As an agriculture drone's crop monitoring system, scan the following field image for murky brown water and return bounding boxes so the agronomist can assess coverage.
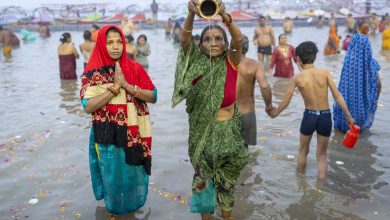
[0,26,389,220]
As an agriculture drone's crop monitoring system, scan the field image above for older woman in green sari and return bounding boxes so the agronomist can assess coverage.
[172,1,249,219]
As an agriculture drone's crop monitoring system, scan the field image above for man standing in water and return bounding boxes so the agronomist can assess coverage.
[345,14,356,33]
[269,42,355,179]
[316,16,324,28]
[38,22,51,38]
[151,0,159,21]
[253,16,275,69]
[0,26,12,60]
[283,17,294,34]
[237,35,273,148]
[369,13,379,35]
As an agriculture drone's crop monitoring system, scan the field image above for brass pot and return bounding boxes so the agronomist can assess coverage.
[197,0,219,19]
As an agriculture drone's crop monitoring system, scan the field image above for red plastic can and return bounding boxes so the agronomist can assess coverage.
[342,125,360,148]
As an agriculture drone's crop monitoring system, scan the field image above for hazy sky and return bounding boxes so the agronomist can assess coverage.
[0,0,179,9]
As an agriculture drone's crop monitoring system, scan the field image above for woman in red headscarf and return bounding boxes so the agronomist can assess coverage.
[80,25,157,214]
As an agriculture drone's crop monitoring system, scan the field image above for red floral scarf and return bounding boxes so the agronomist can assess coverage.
[80,25,155,175]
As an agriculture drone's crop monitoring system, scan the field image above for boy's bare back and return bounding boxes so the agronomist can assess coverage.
[270,41,353,125]
[294,67,332,110]
[237,57,257,114]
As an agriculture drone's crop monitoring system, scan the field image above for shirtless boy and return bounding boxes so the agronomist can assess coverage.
[237,35,273,148]
[253,16,275,66]
[269,41,355,179]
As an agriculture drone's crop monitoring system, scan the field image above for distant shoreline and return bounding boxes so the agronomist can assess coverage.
[3,18,350,32]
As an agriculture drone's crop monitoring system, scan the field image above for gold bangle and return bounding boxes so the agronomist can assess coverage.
[133,85,138,94]
[107,87,115,95]
[182,26,192,33]
[114,86,120,95]
[107,86,119,96]
[135,89,141,98]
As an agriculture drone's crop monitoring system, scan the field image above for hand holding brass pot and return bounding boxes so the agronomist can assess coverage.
[196,0,220,19]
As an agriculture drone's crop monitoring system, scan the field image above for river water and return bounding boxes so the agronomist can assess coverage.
[0,26,389,220]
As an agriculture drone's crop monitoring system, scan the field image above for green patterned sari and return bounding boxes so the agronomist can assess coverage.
[172,40,249,213]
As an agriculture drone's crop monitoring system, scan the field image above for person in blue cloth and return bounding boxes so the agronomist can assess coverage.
[80,25,157,215]
[333,33,382,132]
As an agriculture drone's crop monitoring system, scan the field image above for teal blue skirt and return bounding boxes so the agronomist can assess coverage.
[83,99,149,214]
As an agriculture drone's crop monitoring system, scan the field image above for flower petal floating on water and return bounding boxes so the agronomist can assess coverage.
[152,187,190,206]
[39,192,47,197]
[286,155,295,160]
[28,198,39,205]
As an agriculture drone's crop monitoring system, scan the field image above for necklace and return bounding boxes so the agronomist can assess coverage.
[279,46,288,57]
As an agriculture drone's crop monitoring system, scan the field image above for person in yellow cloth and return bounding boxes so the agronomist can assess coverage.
[91,24,100,42]
[0,26,12,60]
[324,25,340,55]
[382,25,390,50]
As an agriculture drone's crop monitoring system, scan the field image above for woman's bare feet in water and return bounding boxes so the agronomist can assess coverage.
[222,210,233,219]
[201,210,233,219]
[201,213,211,220]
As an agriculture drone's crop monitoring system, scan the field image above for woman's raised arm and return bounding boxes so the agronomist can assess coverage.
[219,2,243,66]
[181,1,198,53]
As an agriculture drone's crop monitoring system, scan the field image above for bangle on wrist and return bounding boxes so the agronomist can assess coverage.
[107,86,119,96]
[182,26,193,33]
[133,85,138,95]
[114,85,120,94]
[112,86,120,95]
[135,89,141,98]
[113,84,120,91]
[107,87,115,95]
